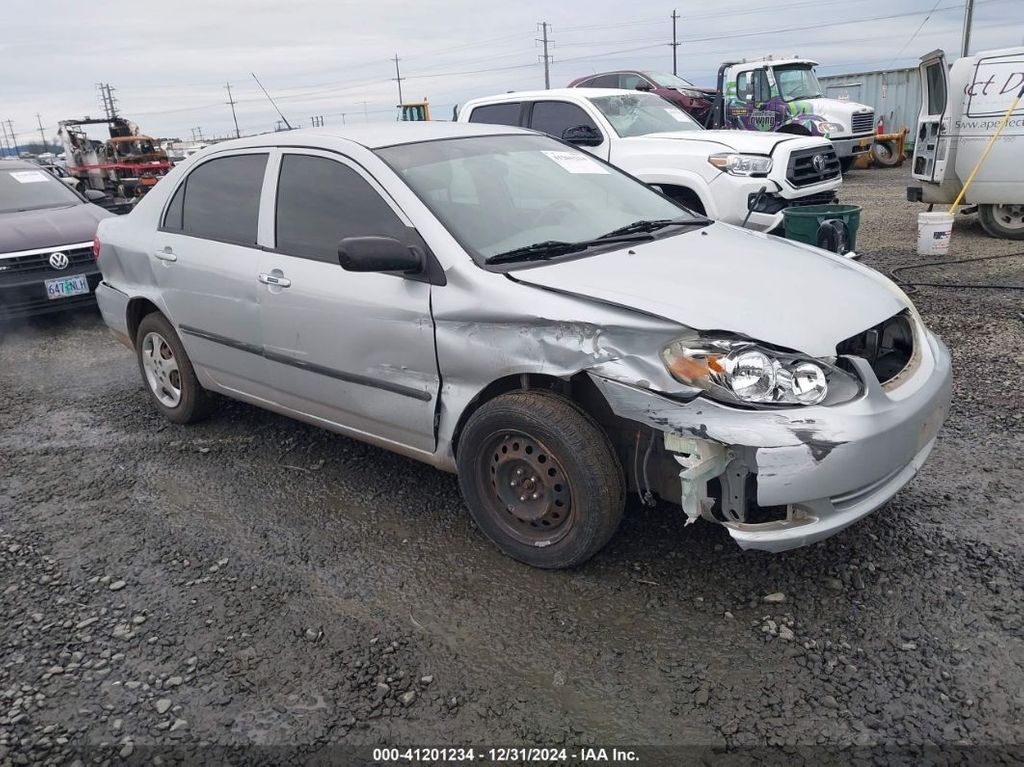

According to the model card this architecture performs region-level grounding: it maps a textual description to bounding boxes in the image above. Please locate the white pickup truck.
[458,88,843,232]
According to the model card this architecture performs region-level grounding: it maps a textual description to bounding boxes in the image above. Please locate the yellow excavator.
[400,99,431,121]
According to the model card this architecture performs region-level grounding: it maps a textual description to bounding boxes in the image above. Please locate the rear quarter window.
[468,103,522,127]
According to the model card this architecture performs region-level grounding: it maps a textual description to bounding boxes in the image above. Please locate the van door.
[911,50,949,183]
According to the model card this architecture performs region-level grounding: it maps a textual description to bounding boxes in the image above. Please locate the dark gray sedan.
[0,160,112,320]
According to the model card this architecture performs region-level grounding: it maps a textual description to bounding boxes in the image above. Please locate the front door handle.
[258,272,291,288]
[154,248,177,262]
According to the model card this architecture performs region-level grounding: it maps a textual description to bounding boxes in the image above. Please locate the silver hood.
[510,223,909,358]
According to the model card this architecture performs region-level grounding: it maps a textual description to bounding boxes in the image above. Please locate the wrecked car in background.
[92,123,952,568]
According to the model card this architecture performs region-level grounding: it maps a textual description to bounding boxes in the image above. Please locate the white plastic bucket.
[917,212,954,256]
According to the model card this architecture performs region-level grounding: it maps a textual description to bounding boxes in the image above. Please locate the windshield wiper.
[485,240,588,265]
[594,217,701,240]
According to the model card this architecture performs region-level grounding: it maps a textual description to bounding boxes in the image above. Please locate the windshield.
[590,93,703,138]
[377,134,699,266]
[0,167,82,214]
[646,71,697,88]
[773,65,823,101]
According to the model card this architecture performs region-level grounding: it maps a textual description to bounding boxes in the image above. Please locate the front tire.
[135,313,215,424]
[456,390,625,569]
[978,203,1024,240]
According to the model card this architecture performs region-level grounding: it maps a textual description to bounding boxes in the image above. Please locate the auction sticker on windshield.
[541,150,609,174]
[8,170,50,184]
[45,274,90,300]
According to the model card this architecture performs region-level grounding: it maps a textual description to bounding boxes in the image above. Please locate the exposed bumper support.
[664,434,730,525]
[587,329,952,552]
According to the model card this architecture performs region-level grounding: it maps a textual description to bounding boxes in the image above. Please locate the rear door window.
[468,103,523,127]
[179,154,268,245]
[528,101,600,140]
[274,154,407,263]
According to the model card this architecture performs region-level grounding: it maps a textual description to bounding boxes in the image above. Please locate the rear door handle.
[258,272,291,288]
[154,248,177,262]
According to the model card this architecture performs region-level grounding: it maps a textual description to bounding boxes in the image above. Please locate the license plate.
[45,274,90,300]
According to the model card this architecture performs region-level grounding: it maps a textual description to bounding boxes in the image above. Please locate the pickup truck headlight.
[708,153,772,176]
[661,334,859,407]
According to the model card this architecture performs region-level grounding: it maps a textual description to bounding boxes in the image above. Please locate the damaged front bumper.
[589,329,952,552]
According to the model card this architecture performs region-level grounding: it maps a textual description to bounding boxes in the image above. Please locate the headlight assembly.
[707,153,772,176]
[661,334,859,407]
[817,121,844,136]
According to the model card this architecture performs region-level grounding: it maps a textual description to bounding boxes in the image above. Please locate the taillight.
[92,235,101,261]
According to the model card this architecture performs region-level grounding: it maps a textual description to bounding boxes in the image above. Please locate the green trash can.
[782,204,862,253]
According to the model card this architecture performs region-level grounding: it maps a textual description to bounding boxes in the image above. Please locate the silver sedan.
[94,122,951,568]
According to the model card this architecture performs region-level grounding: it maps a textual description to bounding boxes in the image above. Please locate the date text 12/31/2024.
[373,747,640,763]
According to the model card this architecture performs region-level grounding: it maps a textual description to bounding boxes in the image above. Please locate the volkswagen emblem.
[49,252,70,270]
[812,154,827,173]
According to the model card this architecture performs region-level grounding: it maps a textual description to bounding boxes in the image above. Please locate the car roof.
[198,122,531,153]
[464,87,639,105]
[0,158,47,171]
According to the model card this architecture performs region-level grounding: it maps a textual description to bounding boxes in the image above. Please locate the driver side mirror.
[338,236,423,274]
[561,125,603,147]
[635,81,654,92]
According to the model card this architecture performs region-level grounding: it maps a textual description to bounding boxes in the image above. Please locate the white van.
[907,47,1024,239]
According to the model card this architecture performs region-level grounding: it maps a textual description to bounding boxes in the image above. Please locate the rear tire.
[135,313,216,424]
[978,203,1024,240]
[456,390,624,569]
[871,141,901,167]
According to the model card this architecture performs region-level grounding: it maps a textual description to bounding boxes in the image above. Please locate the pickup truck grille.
[851,110,875,135]
[0,245,94,279]
[786,147,841,187]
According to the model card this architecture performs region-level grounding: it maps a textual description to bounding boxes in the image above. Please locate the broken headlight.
[661,335,859,407]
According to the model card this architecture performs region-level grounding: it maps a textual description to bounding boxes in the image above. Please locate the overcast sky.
[2,0,1022,144]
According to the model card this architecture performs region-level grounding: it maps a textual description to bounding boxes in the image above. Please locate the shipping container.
[820,67,921,148]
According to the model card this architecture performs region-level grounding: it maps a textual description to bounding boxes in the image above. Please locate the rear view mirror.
[561,125,603,147]
[338,236,423,274]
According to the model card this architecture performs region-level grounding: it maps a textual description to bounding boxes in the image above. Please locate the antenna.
[251,73,292,130]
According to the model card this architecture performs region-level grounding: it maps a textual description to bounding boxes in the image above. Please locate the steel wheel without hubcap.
[484,430,573,545]
[141,331,182,408]
[979,203,1024,240]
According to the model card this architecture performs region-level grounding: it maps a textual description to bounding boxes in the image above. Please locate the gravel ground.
[1,165,1022,763]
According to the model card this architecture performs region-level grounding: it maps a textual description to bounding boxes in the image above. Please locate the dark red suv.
[568,70,716,126]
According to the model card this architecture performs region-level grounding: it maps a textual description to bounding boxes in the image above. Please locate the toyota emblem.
[49,252,70,270]
[812,154,827,173]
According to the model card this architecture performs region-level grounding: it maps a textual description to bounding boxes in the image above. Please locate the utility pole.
[393,54,405,106]
[225,82,241,138]
[5,120,16,155]
[36,114,48,150]
[310,116,324,127]
[0,122,10,157]
[671,10,680,76]
[340,112,347,125]
[537,22,552,89]
[961,0,975,57]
